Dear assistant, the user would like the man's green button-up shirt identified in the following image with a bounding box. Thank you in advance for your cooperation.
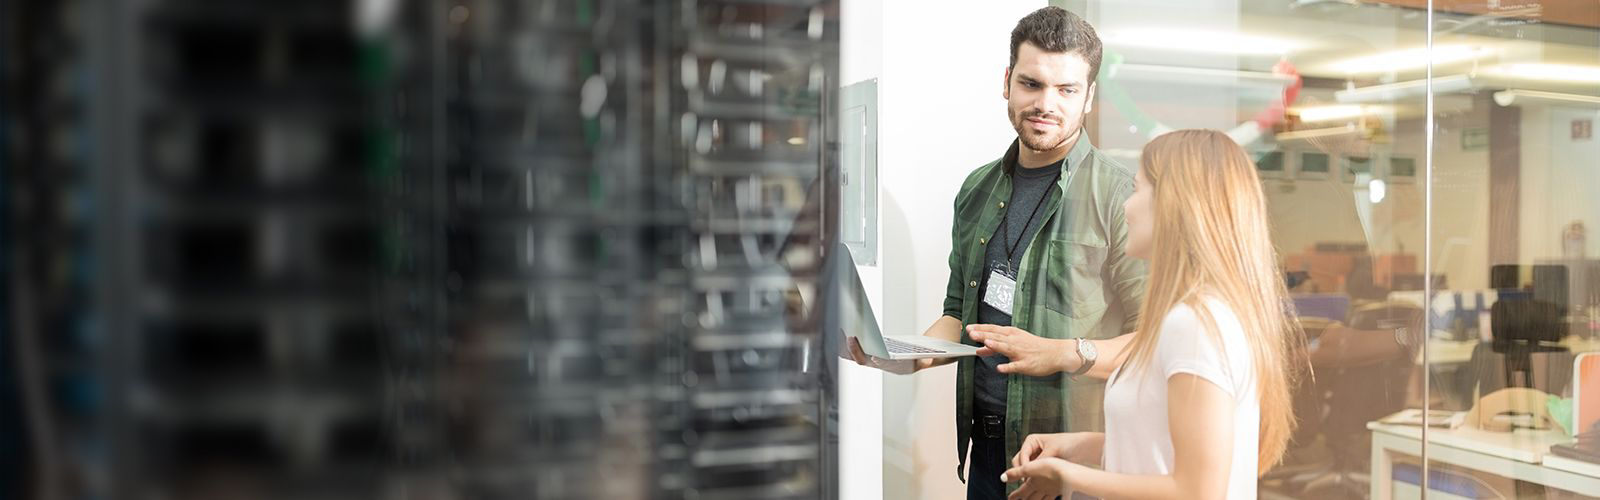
[944,137,1147,481]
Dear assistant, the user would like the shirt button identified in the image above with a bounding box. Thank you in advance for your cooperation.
[968,280,977,288]
[979,238,987,245]
[998,201,1006,209]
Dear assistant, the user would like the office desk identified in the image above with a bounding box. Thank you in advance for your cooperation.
[1426,339,1478,365]
[1369,421,1600,499]
[1425,336,1600,365]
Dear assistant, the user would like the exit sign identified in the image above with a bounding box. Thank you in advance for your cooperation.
[1462,127,1489,151]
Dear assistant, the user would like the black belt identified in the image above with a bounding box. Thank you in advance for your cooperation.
[974,414,1005,440]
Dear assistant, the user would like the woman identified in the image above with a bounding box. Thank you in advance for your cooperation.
[998,129,1306,499]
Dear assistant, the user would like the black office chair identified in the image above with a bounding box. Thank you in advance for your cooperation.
[1466,299,1573,399]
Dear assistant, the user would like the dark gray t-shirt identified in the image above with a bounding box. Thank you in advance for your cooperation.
[974,159,1063,415]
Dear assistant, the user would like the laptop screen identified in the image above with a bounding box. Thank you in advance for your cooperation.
[821,242,886,357]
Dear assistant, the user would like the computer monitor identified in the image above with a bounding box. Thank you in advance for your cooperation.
[1292,294,1350,323]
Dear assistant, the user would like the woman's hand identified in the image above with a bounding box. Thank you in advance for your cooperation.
[1001,457,1075,500]
[1013,432,1102,468]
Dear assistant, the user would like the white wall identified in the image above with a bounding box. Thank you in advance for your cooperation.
[838,0,884,498]
[1426,106,1495,290]
[837,0,1052,498]
[874,1,1046,499]
[1519,105,1600,263]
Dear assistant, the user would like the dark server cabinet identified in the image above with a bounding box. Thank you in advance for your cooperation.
[1,1,840,499]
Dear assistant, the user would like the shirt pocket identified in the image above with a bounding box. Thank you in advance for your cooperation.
[1044,238,1108,319]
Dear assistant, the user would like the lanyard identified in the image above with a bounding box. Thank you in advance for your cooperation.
[998,162,1065,266]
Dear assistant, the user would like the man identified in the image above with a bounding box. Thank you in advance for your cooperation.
[845,7,1147,499]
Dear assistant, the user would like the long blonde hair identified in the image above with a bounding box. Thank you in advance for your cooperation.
[1113,129,1308,474]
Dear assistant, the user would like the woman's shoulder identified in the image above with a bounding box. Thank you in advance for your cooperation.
[1161,296,1244,329]
[1155,298,1249,359]
[1157,299,1225,330]
[1153,297,1254,393]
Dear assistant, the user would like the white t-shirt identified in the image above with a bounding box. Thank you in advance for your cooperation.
[1102,299,1260,499]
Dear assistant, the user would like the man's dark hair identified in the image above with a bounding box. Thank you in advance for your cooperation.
[1009,7,1103,83]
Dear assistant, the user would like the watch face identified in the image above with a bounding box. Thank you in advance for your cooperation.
[1079,339,1096,359]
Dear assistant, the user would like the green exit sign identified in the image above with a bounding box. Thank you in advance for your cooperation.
[1462,127,1489,151]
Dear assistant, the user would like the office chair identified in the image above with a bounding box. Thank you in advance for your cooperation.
[1276,301,1423,499]
[1467,299,1573,400]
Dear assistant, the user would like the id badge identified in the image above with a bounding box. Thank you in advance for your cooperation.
[983,264,1017,316]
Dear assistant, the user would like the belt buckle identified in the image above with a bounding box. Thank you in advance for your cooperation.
[980,415,1004,439]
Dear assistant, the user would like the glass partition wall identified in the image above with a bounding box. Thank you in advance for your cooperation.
[1058,1,1599,498]
[1421,4,1600,500]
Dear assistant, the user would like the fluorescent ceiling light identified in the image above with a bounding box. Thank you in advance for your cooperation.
[1103,28,1298,56]
[1110,64,1295,90]
[1335,74,1476,103]
[1276,124,1359,142]
[1324,45,1493,74]
[1493,89,1600,107]
[1294,104,1389,122]
[1485,63,1600,84]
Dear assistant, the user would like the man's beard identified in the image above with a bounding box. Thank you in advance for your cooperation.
[1009,109,1074,152]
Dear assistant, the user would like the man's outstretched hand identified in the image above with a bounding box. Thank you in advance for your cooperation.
[967,324,1073,377]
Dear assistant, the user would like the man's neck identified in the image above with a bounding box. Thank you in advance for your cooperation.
[1016,132,1079,169]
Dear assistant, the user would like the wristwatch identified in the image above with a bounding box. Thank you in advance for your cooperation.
[1070,338,1097,377]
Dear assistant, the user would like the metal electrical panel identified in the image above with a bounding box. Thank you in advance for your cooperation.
[839,79,879,266]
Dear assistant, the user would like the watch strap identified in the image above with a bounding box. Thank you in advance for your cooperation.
[1070,339,1095,377]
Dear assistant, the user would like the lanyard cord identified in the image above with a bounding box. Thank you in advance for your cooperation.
[998,162,1065,264]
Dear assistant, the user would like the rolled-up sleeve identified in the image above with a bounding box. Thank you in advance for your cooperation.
[1105,177,1148,334]
[942,195,966,320]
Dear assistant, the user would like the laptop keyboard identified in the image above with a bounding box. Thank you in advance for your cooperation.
[885,337,942,354]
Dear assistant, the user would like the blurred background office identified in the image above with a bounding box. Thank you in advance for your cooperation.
[843,1,1600,499]
[2,0,1599,499]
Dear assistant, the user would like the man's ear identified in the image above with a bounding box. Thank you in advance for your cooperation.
[1083,81,1097,115]
[1002,67,1011,100]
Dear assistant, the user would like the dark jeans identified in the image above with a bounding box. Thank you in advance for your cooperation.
[968,410,1010,500]
[967,432,1008,500]
[969,412,1080,500]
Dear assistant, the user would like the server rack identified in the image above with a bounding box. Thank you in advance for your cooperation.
[2,1,100,498]
[2,1,840,499]
[427,1,667,497]
[131,1,389,498]
[6,1,393,498]
[665,1,839,498]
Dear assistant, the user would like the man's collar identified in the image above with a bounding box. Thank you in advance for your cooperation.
[1002,134,1093,176]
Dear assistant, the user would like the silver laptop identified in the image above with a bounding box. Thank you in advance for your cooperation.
[826,243,978,360]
